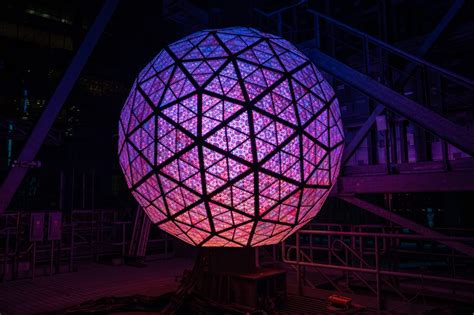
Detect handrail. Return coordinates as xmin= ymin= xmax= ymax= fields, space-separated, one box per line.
xmin=306 ymin=9 xmax=474 ymax=89
xmin=253 ymin=0 xmax=307 ymax=18
xmin=297 ymin=229 xmax=474 ymax=242
xmin=289 ymin=246 xmax=347 ymax=292
xmin=330 ymin=239 xmax=410 ymax=301
xmin=282 ymin=240 xmax=474 ymax=286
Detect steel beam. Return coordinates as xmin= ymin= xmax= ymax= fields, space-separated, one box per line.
xmin=337 ymin=0 xmax=465 ymax=165
xmin=396 ymin=0 xmax=464 ymax=89
xmin=341 ymin=104 xmax=385 ymax=165
xmin=306 ymin=49 xmax=474 ymax=156
xmin=0 ymin=0 xmax=119 ymax=213
xmin=336 ymin=170 xmax=474 ymax=194
xmin=339 ymin=196 xmax=474 ymax=258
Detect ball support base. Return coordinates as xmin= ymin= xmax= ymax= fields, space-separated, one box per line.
xmin=171 ymin=247 xmax=288 ymax=312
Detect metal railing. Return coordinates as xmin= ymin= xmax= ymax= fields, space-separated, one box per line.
xmin=0 ymin=209 xmax=174 ymax=282
xmin=253 ymin=3 xmax=474 ymax=168
xmin=282 ymin=228 xmax=474 ymax=311
xmin=306 ymin=9 xmax=474 ymax=88
xmin=254 ymin=5 xmax=474 ymax=116
xmin=253 ymin=0 xmax=308 ymax=38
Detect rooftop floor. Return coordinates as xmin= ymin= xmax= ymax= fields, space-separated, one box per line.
xmin=0 ymin=258 xmax=193 ymax=314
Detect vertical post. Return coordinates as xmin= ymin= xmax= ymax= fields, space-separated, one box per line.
xmin=92 ymin=210 xmax=96 ymax=261
xmin=296 ymin=231 xmax=302 ymax=295
xmin=82 ymin=172 xmax=86 ymax=209
xmin=3 ymin=231 xmax=9 ymax=283
xmin=420 ymin=65 xmax=433 ymax=161
xmin=277 ymin=13 xmax=283 ymax=36
xmin=328 ymin=234 xmax=332 ymax=265
xmin=70 ymin=214 xmax=74 ymax=272
xmin=389 ymin=121 xmax=398 ymax=164
xmin=122 ymin=223 xmax=126 ymax=257
xmin=59 ymin=170 xmax=64 ymax=211
xmin=32 ymin=242 xmax=36 ymax=280
xmin=13 ymin=213 xmax=21 ymax=280
xmin=364 ymin=34 xmax=375 ymax=169
xmin=399 ymin=121 xmax=408 ymax=163
xmin=421 ymin=65 xmax=432 ymax=108
xmin=292 ymin=7 xmax=297 ymax=42
xmin=375 ymin=236 xmax=381 ymax=312
xmin=50 ymin=240 xmax=54 ymax=276
xmin=71 ymin=168 xmax=75 ymax=210
xmin=369 ymin=109 xmax=379 ymax=165
xmin=6 ymin=122 xmax=13 ymax=167
xmin=441 ymin=137 xmax=450 ymax=168
xmin=439 ymin=76 xmax=450 ymax=170
xmin=363 ymin=36 xmax=370 ymax=75
xmin=314 ymin=14 xmax=320 ymax=48
xmin=91 ymin=169 xmax=95 ymax=210
xmin=281 ymin=238 xmax=285 ymax=262
xmin=451 ymin=248 xmax=456 ymax=278
xmin=255 ymin=247 xmax=260 ymax=267
xmin=384 ymin=129 xmax=391 ymax=174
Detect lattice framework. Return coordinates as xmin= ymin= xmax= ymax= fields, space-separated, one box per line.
xmin=118 ymin=27 xmax=344 ymax=247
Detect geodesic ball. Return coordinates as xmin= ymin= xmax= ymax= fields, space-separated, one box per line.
xmin=118 ymin=27 xmax=344 ymax=247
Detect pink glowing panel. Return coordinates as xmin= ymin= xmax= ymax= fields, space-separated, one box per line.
xmin=118 ymin=27 xmax=344 ymax=247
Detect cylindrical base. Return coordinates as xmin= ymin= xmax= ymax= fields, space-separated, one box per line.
xmin=203 ymin=247 xmax=256 ymax=273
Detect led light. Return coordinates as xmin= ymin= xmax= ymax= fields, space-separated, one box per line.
xmin=118 ymin=27 xmax=344 ymax=247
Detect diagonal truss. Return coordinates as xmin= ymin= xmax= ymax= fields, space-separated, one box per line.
xmin=340 ymin=196 xmax=474 ymax=258
xmin=322 ymin=0 xmax=467 ymax=165
xmin=0 ymin=0 xmax=119 ymax=213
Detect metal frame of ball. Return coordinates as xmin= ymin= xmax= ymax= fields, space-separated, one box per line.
xmin=119 ymin=28 xmax=344 ymax=247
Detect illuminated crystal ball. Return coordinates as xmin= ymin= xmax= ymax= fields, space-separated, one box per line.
xmin=118 ymin=27 xmax=344 ymax=247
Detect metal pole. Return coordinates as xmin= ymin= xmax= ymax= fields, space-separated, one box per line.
xmin=50 ymin=240 xmax=54 ymax=276
xmin=13 ymin=213 xmax=21 ymax=280
xmin=384 ymin=129 xmax=390 ymax=174
xmin=277 ymin=13 xmax=283 ymax=36
xmin=71 ymin=168 xmax=75 ymax=210
xmin=32 ymin=242 xmax=36 ymax=280
xmin=363 ymin=35 xmax=370 ymax=75
xmin=292 ymin=7 xmax=297 ymax=42
xmin=59 ymin=170 xmax=64 ymax=211
xmin=3 ymin=231 xmax=9 ymax=283
xmin=399 ymin=121 xmax=408 ymax=163
xmin=375 ymin=236 xmax=381 ymax=312
xmin=122 ymin=223 xmax=126 ymax=257
xmin=439 ymin=76 xmax=450 ymax=170
xmin=314 ymin=15 xmax=320 ymax=48
xmin=255 ymin=247 xmax=260 ymax=267
xmin=70 ymin=216 xmax=74 ymax=272
xmin=91 ymin=169 xmax=95 ymax=210
xmin=0 ymin=0 xmax=119 ymax=213
xmin=82 ymin=172 xmax=86 ymax=209
xmin=296 ymin=231 xmax=302 ymax=294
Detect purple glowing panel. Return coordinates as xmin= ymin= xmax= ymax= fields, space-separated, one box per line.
xmin=118 ymin=27 xmax=344 ymax=247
